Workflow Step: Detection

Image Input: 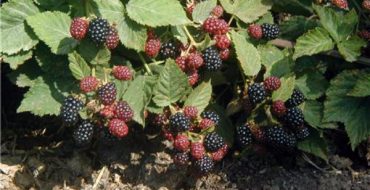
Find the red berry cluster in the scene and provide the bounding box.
[70,17,119,50]
[150,106,228,174]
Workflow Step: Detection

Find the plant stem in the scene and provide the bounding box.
[138,53,153,75]
[183,25,197,47]
[228,15,235,25]
[91,66,96,77]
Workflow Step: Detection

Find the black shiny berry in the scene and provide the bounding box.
[236,124,253,148]
[60,96,83,125]
[264,126,297,149]
[284,107,304,127]
[248,83,266,104]
[195,156,214,173]
[201,111,220,125]
[98,82,117,105]
[203,46,223,71]
[261,23,280,40]
[73,120,94,146]
[159,41,179,59]
[173,152,190,165]
[88,18,110,44]
[169,112,191,132]
[204,132,225,152]
[285,89,305,108]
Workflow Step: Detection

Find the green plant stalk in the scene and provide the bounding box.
[138,53,153,75]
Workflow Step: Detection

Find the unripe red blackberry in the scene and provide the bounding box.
[187,52,204,70]
[145,38,161,58]
[187,70,199,86]
[212,5,224,18]
[271,100,287,117]
[263,76,281,92]
[214,35,230,49]
[359,30,370,41]
[211,144,228,161]
[100,104,116,119]
[70,17,89,40]
[248,24,263,40]
[98,82,116,105]
[219,48,230,60]
[190,142,205,160]
[105,26,119,49]
[114,101,134,122]
[198,118,215,129]
[80,76,98,93]
[112,66,132,81]
[174,134,190,152]
[203,18,229,35]
[195,156,214,173]
[331,0,348,9]
[152,113,167,127]
[108,118,128,138]
[183,106,198,119]
[163,130,174,141]
[175,56,187,71]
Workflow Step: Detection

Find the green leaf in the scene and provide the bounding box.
[220,0,272,24]
[298,130,328,161]
[295,71,329,100]
[90,47,111,65]
[210,104,234,145]
[258,45,292,78]
[280,16,318,40]
[2,51,33,70]
[313,5,357,43]
[272,76,295,101]
[0,0,40,54]
[301,100,324,129]
[231,31,261,76]
[122,76,146,126]
[68,52,91,80]
[126,0,190,27]
[7,61,42,88]
[184,81,212,114]
[192,0,217,23]
[90,0,124,23]
[348,71,370,97]
[171,26,188,44]
[153,60,190,107]
[26,11,78,54]
[255,12,274,24]
[17,77,61,116]
[324,69,370,149]
[337,35,367,62]
[116,16,147,51]
[293,27,334,60]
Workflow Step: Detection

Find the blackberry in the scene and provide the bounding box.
[115,101,134,122]
[174,134,190,152]
[201,111,220,125]
[195,156,214,173]
[183,106,198,119]
[70,17,89,40]
[73,120,94,146]
[88,18,110,44]
[173,152,190,165]
[285,89,305,108]
[263,76,281,92]
[248,24,263,40]
[98,82,117,105]
[105,26,119,49]
[202,47,223,71]
[204,132,225,152]
[294,125,310,140]
[261,23,280,40]
[169,112,191,132]
[284,107,304,127]
[271,100,287,117]
[159,41,179,59]
[190,142,205,160]
[60,96,83,125]
[236,124,253,148]
[264,126,297,149]
[248,83,266,104]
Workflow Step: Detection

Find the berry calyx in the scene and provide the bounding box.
[145,38,161,58]
[174,134,190,152]
[70,17,89,40]
[271,100,287,117]
[183,106,198,119]
[190,142,206,160]
[248,83,266,104]
[112,66,132,81]
[98,82,117,105]
[204,132,225,152]
[214,34,231,49]
[88,18,110,44]
[248,24,263,40]
[114,101,134,122]
[263,76,281,92]
[80,76,98,93]
[108,118,129,138]
[105,26,119,49]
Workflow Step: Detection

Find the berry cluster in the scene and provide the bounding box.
[60,66,134,147]
[237,77,310,153]
[151,106,228,174]
[70,17,119,49]
[248,23,280,40]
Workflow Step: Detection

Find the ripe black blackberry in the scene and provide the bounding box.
[284,107,304,127]
[201,111,220,125]
[169,112,191,132]
[248,83,266,104]
[195,156,214,173]
[159,41,179,59]
[294,125,310,140]
[202,47,223,71]
[264,126,297,149]
[60,96,83,125]
[261,23,280,40]
[88,18,110,44]
[173,152,190,165]
[98,82,117,105]
[236,124,253,148]
[204,132,225,152]
[73,120,94,146]
[285,89,305,108]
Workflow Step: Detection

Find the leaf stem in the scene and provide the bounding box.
[91,66,96,77]
[138,53,153,75]
[182,25,197,47]
[228,15,235,25]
